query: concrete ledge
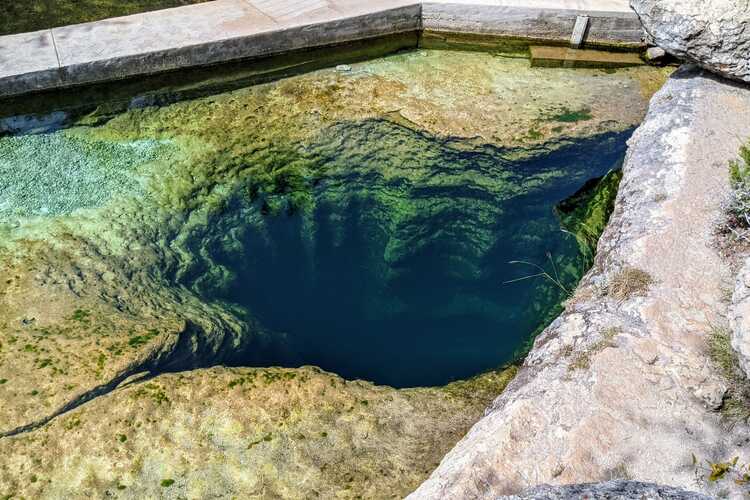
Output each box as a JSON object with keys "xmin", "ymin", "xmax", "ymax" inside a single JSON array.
[
  {"xmin": 0, "ymin": 0, "xmax": 643, "ymax": 98},
  {"xmin": 0, "ymin": 31, "xmax": 62, "ymax": 96},
  {"xmin": 530, "ymin": 45, "xmax": 644, "ymax": 67},
  {"xmin": 422, "ymin": 2, "xmax": 642, "ymax": 46},
  {"xmin": 54, "ymin": 3, "xmax": 421, "ymax": 88}
]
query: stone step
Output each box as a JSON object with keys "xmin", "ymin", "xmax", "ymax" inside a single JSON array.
[{"xmin": 530, "ymin": 46, "xmax": 644, "ymax": 69}]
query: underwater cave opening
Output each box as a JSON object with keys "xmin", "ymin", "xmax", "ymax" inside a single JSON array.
[{"xmin": 184, "ymin": 118, "xmax": 629, "ymax": 388}]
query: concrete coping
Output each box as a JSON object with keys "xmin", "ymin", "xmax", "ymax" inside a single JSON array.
[{"xmin": 0, "ymin": 0, "xmax": 643, "ymax": 98}]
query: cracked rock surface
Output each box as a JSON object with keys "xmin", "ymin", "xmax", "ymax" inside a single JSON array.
[{"xmin": 506, "ymin": 480, "xmax": 713, "ymax": 499}]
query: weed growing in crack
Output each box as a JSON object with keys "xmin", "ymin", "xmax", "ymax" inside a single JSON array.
[
  {"xmin": 567, "ymin": 327, "xmax": 620, "ymax": 372},
  {"xmin": 707, "ymin": 326, "xmax": 750, "ymax": 423},
  {"xmin": 692, "ymin": 454, "xmax": 750, "ymax": 491}
]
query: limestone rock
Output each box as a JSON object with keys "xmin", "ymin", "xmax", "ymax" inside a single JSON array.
[
  {"xmin": 645, "ymin": 46, "xmax": 667, "ymax": 63},
  {"xmin": 630, "ymin": 0, "xmax": 750, "ymax": 83},
  {"xmin": 730, "ymin": 257, "xmax": 750, "ymax": 379},
  {"xmin": 409, "ymin": 66, "xmax": 750, "ymax": 498}
]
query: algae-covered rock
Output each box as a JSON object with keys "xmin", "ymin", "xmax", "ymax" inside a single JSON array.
[
  {"xmin": 0, "ymin": 365, "xmax": 516, "ymax": 499},
  {"xmin": 556, "ymin": 168, "xmax": 624, "ymax": 262}
]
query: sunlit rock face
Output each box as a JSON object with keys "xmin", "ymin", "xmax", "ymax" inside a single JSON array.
[
  {"xmin": 631, "ymin": 0, "xmax": 750, "ymax": 83},
  {"xmin": 0, "ymin": 49, "xmax": 669, "ymax": 498}
]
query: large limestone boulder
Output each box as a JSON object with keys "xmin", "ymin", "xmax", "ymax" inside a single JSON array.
[{"xmin": 630, "ymin": 0, "xmax": 750, "ymax": 83}]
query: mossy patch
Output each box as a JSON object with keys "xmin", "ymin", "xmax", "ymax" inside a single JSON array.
[
  {"xmin": 556, "ymin": 169, "xmax": 623, "ymax": 265},
  {"xmin": 548, "ymin": 107, "xmax": 593, "ymax": 123}
]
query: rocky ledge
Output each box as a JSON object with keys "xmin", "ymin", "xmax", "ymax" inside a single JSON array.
[{"xmin": 409, "ymin": 65, "xmax": 750, "ymax": 498}]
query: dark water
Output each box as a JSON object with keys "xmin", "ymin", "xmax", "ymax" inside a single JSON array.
[{"xmin": 193, "ymin": 119, "xmax": 630, "ymax": 387}]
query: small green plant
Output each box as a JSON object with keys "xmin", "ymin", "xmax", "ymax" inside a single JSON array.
[
  {"xmin": 729, "ymin": 144, "xmax": 750, "ymax": 187},
  {"xmin": 247, "ymin": 433, "xmax": 273, "ymax": 449},
  {"xmin": 525, "ymin": 128, "xmax": 543, "ymax": 140},
  {"xmin": 63, "ymin": 416, "xmax": 82, "ymax": 430},
  {"xmin": 724, "ymin": 141, "xmax": 750, "ymax": 241},
  {"xmin": 133, "ymin": 383, "xmax": 170, "ymax": 405},
  {"xmin": 70, "ymin": 309, "xmax": 91, "ymax": 323},
  {"xmin": 160, "ymin": 479, "xmax": 175, "ymax": 488},
  {"xmin": 117, "ymin": 434, "xmax": 127, "ymax": 443},
  {"xmin": 693, "ymin": 454, "xmax": 750, "ymax": 486},
  {"xmin": 127, "ymin": 329, "xmax": 159, "ymax": 348},
  {"xmin": 548, "ymin": 107, "xmax": 592, "ymax": 123}
]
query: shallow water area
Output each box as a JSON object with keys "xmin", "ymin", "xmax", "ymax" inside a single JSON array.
[{"xmin": 0, "ymin": 49, "xmax": 670, "ymax": 390}]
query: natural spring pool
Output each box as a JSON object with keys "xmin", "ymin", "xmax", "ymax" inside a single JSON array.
[{"xmin": 0, "ymin": 49, "xmax": 669, "ymax": 388}]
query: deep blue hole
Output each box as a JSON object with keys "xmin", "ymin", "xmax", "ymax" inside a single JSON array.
[{"xmin": 189, "ymin": 119, "xmax": 630, "ymax": 387}]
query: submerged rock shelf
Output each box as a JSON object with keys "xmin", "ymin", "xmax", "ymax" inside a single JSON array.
[{"xmin": 0, "ymin": 50, "xmax": 668, "ymax": 497}]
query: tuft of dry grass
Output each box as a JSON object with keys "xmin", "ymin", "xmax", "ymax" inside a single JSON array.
[{"xmin": 606, "ymin": 266, "xmax": 654, "ymax": 300}]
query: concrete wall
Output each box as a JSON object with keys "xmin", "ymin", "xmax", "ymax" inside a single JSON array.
[{"xmin": 0, "ymin": 0, "xmax": 643, "ymax": 98}]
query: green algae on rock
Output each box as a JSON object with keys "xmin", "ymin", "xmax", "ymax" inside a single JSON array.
[
  {"xmin": 0, "ymin": 132, "xmax": 173, "ymax": 220},
  {"xmin": 0, "ymin": 365, "xmax": 516, "ymax": 499},
  {"xmin": 556, "ymin": 168, "xmax": 624, "ymax": 263}
]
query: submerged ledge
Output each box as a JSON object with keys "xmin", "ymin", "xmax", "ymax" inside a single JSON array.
[{"xmin": 0, "ymin": 0, "xmax": 643, "ymax": 98}]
